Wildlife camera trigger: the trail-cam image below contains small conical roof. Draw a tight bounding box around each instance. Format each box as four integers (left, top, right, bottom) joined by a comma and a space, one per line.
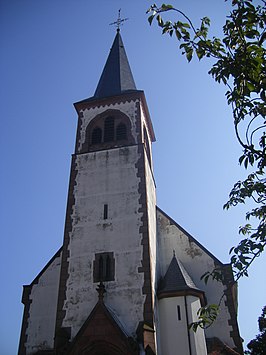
158, 255, 205, 301
94, 30, 137, 99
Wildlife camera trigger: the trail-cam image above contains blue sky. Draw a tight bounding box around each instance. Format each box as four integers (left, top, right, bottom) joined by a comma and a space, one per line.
1, 0, 265, 353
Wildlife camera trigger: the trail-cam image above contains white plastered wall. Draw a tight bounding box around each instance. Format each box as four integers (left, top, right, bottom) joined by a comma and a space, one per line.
187, 295, 207, 355
141, 105, 158, 350
156, 209, 235, 348
158, 296, 190, 355
62, 99, 148, 339
158, 295, 207, 355
25, 253, 61, 354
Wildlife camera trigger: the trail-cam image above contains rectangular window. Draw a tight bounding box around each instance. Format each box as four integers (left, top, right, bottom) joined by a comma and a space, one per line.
177, 305, 181, 321
103, 204, 108, 219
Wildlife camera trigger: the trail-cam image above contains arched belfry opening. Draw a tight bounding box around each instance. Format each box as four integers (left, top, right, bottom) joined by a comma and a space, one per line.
82, 109, 134, 152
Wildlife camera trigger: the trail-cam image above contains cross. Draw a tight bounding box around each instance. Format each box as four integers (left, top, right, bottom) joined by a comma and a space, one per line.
110, 9, 129, 31
97, 281, 106, 302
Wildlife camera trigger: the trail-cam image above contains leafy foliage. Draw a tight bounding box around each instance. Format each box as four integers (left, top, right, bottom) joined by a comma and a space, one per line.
189, 304, 220, 331
147, 0, 266, 278
147, 0, 266, 329
245, 306, 266, 354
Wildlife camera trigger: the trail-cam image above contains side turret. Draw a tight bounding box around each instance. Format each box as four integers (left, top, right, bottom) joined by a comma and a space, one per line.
157, 254, 207, 355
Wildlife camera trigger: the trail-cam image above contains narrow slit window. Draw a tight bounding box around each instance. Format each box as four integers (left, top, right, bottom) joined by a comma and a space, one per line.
177, 305, 181, 321
103, 204, 108, 219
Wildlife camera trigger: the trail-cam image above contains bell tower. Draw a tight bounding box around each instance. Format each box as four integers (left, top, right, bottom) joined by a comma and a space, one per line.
18, 26, 243, 355
54, 29, 157, 353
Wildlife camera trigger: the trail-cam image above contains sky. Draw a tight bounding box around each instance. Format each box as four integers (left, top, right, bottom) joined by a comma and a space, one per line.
1, 0, 265, 353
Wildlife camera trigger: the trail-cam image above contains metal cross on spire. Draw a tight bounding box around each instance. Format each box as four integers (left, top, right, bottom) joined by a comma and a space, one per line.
110, 9, 129, 31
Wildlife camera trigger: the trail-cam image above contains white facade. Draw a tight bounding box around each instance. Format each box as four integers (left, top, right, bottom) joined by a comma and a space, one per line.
158, 296, 207, 355
63, 143, 145, 338
156, 209, 237, 349
18, 31, 242, 355
22, 251, 61, 354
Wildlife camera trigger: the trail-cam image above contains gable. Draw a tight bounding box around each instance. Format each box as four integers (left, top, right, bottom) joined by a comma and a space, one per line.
66, 298, 138, 355
156, 207, 223, 280
156, 207, 242, 350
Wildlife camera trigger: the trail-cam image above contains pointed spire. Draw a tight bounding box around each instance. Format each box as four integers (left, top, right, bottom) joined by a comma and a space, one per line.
158, 256, 199, 294
94, 31, 137, 99
157, 256, 205, 305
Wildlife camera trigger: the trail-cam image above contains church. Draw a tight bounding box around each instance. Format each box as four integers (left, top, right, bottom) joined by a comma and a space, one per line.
18, 29, 243, 355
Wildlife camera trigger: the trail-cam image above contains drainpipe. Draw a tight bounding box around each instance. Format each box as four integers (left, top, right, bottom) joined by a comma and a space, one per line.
185, 295, 192, 355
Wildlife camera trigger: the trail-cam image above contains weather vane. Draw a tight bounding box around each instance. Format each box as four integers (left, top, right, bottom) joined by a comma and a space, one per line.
110, 9, 129, 31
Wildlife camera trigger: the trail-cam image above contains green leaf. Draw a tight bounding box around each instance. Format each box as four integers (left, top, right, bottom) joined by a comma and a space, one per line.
175, 29, 181, 40
186, 47, 193, 62
156, 14, 164, 27
246, 82, 256, 92
239, 155, 246, 165
182, 22, 191, 29
196, 47, 205, 60
161, 4, 173, 11
148, 14, 155, 26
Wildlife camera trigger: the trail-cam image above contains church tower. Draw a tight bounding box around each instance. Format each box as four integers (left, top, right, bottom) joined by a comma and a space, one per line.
54, 29, 157, 353
18, 29, 243, 355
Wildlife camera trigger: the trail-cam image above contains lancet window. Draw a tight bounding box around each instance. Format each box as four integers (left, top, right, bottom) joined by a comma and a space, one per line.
93, 252, 115, 282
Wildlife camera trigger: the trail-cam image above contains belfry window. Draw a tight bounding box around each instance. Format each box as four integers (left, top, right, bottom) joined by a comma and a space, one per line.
83, 110, 134, 153
93, 252, 115, 282
91, 127, 102, 144
104, 117, 115, 142
116, 123, 127, 141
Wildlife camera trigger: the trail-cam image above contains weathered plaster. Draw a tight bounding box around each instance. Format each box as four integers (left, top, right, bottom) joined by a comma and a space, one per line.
144, 148, 157, 308
156, 209, 235, 349
25, 253, 61, 354
62, 145, 146, 339
140, 103, 154, 171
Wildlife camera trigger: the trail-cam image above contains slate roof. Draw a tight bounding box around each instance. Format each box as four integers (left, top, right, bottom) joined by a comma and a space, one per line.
158, 255, 204, 297
94, 30, 137, 99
